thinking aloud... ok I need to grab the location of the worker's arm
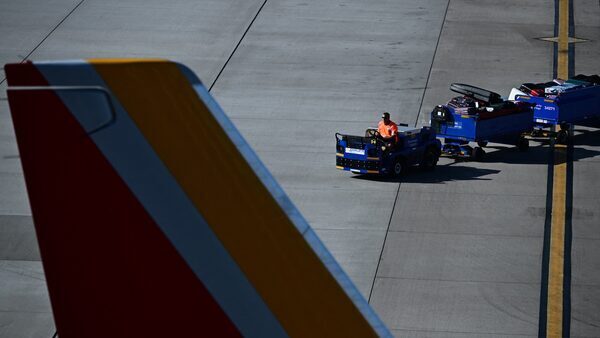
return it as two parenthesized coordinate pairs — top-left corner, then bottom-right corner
(389, 124), (398, 137)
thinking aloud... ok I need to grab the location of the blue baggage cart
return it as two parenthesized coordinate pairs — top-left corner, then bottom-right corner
(514, 75), (600, 143)
(430, 83), (533, 160)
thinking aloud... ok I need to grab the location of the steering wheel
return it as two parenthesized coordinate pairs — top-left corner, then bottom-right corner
(365, 129), (380, 138)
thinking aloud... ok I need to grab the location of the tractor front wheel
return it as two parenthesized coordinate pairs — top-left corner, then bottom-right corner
(392, 158), (404, 178)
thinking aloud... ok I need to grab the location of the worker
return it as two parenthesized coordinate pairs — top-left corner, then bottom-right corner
(377, 112), (398, 144)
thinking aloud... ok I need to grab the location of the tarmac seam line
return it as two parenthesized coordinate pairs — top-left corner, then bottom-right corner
(208, 0), (268, 92)
(231, 116), (377, 123)
(0, 258), (41, 263)
(0, 310), (52, 314)
(0, 0), (86, 86)
(392, 327), (537, 337)
(387, 229), (544, 239)
(376, 276), (541, 286)
(412, 0), (451, 127)
(392, 190), (546, 198)
(367, 180), (401, 303)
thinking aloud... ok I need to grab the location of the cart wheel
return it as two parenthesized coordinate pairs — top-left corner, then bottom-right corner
(392, 158), (404, 177)
(477, 141), (488, 147)
(472, 147), (485, 161)
(556, 129), (569, 144)
(420, 147), (439, 171)
(517, 137), (529, 152)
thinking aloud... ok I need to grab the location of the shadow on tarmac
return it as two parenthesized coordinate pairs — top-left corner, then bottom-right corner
(572, 128), (600, 147)
(402, 165), (501, 183)
(351, 164), (501, 184)
(475, 129), (600, 165)
(481, 144), (550, 165)
(351, 129), (600, 184)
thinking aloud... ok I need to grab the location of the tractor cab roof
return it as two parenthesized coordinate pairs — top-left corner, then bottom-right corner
(397, 126), (421, 135)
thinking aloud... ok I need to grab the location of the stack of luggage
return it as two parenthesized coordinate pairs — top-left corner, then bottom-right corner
(515, 74), (600, 99)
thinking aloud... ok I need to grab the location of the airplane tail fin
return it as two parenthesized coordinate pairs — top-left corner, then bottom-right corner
(5, 59), (391, 338)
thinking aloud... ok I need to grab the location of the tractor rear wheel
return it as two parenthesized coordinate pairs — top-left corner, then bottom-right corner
(420, 147), (439, 171)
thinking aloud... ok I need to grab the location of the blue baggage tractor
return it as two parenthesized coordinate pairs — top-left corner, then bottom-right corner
(335, 125), (441, 177)
(430, 83), (533, 160)
(514, 75), (600, 144)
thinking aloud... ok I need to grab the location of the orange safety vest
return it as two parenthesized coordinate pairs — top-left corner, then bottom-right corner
(378, 120), (398, 140)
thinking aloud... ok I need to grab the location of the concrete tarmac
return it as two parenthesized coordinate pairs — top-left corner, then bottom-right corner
(0, 0), (598, 337)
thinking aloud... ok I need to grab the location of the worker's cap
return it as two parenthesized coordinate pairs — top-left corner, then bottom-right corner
(381, 112), (390, 118)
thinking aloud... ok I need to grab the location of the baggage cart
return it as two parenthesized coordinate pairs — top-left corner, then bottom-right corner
(430, 83), (533, 160)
